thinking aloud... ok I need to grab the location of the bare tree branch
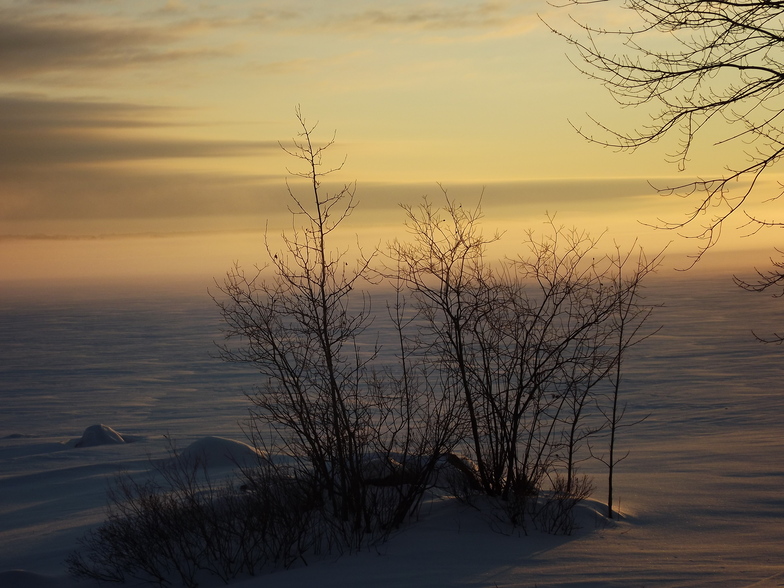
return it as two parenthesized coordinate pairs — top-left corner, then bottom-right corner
(547, 0), (784, 264)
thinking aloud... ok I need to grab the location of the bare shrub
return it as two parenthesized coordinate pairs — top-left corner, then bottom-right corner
(215, 108), (461, 549)
(67, 448), (317, 587)
(530, 474), (595, 536)
(69, 113), (662, 588)
(389, 195), (660, 524)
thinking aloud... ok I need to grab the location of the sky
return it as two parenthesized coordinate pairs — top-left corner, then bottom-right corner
(0, 0), (779, 285)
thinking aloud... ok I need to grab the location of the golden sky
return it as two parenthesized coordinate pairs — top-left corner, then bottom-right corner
(0, 0), (778, 284)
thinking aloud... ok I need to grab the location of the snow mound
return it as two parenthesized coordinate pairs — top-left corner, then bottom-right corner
(177, 436), (263, 468)
(74, 424), (126, 448)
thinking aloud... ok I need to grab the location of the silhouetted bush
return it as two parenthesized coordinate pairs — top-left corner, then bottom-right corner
(69, 112), (661, 586)
(67, 449), (318, 587)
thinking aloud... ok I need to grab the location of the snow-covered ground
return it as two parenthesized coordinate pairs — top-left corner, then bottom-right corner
(1, 275), (783, 587)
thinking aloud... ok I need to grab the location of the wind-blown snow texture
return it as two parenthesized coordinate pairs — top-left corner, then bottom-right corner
(1, 276), (782, 587)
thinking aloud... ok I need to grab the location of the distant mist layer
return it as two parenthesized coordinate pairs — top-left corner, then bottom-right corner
(0, 177), (681, 233)
(0, 177), (777, 284)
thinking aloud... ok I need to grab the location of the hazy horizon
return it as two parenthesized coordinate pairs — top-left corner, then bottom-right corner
(2, 175), (779, 286)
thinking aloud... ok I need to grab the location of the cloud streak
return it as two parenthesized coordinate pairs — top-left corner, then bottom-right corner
(0, 94), (278, 169)
(343, 2), (523, 31)
(0, 133), (277, 168)
(0, 9), (232, 78)
(0, 94), (176, 131)
(0, 94), (283, 225)
(0, 167), (283, 223)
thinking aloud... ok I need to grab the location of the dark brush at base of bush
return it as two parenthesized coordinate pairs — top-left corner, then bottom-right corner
(66, 448), (447, 587)
(66, 457), (320, 588)
(496, 473), (595, 536)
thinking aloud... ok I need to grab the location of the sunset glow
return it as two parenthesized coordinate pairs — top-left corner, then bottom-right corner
(1, 0), (778, 283)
